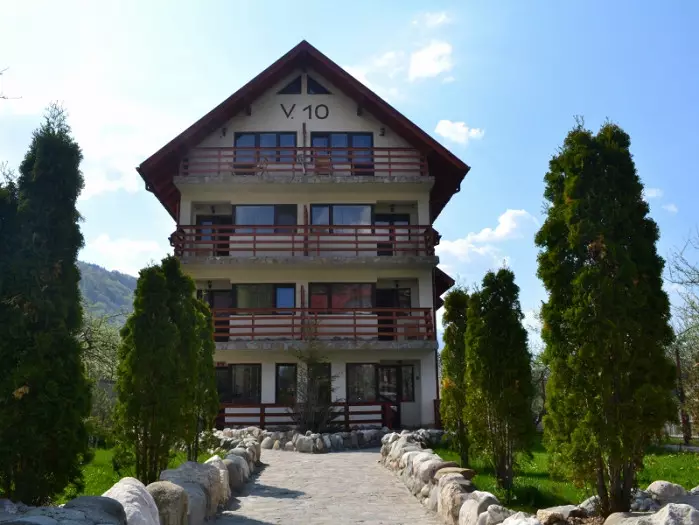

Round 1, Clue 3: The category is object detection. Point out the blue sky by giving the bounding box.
[2,1,699,342]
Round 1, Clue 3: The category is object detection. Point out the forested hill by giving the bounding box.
[78,261,136,324]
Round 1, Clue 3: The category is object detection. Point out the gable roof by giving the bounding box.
[137,40,470,222]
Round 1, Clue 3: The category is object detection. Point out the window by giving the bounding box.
[309,283,373,311]
[233,284,295,311]
[234,204,297,233]
[308,363,332,405]
[277,75,302,94]
[310,204,371,234]
[216,366,232,402]
[310,133,373,171]
[276,364,297,405]
[234,132,297,164]
[401,365,415,402]
[307,75,331,94]
[347,364,377,402]
[230,364,261,404]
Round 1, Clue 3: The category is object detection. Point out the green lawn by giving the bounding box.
[434,437,699,513]
[55,448,210,504]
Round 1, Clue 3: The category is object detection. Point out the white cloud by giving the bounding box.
[434,120,485,145]
[82,234,170,276]
[644,187,663,200]
[437,209,537,262]
[344,51,407,102]
[662,203,679,214]
[408,41,453,81]
[412,12,451,28]
[442,76,456,84]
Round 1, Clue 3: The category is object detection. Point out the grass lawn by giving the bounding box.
[54,448,210,504]
[434,436,699,513]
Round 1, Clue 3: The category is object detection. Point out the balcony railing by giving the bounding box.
[212,307,435,342]
[170,224,435,258]
[180,147,428,178]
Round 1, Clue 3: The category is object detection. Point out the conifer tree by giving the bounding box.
[465,269,534,495]
[0,106,91,503]
[439,287,471,466]
[535,122,676,515]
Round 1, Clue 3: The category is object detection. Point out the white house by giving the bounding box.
[137,41,469,429]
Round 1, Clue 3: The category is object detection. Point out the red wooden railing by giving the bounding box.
[180,146,428,177]
[170,224,435,257]
[212,307,435,341]
[216,401,399,430]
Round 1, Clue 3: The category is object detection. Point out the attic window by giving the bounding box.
[307,75,331,94]
[277,76,302,94]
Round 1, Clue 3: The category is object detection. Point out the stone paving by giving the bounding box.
[215,448,442,525]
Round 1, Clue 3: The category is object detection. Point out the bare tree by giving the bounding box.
[0,68,20,100]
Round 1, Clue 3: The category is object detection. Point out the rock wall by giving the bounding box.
[378,430,699,525]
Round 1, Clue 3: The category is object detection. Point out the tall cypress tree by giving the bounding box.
[115,265,180,485]
[465,269,534,495]
[535,122,676,515]
[440,287,471,466]
[0,105,91,503]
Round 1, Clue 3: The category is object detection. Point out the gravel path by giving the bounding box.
[215,449,442,524]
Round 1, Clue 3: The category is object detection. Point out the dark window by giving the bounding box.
[310,204,371,233]
[232,284,295,312]
[347,364,377,402]
[307,75,331,94]
[309,283,373,311]
[234,132,297,164]
[216,366,232,402]
[308,363,332,405]
[276,364,297,405]
[401,365,415,402]
[310,133,373,171]
[234,204,297,233]
[230,364,261,404]
[277,75,302,94]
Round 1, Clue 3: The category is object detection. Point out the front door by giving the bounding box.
[377,365,401,428]
[375,214,410,256]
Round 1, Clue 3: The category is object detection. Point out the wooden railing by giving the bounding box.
[180,146,428,177]
[170,224,435,257]
[212,307,435,341]
[216,401,399,430]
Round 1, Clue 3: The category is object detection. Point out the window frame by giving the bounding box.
[306,75,332,94]
[216,365,233,403]
[309,203,374,234]
[231,283,296,313]
[229,363,262,405]
[277,75,302,94]
[309,132,374,172]
[275,363,298,405]
[346,363,378,403]
[401,364,415,403]
[308,282,376,313]
[233,132,297,163]
[233,204,297,233]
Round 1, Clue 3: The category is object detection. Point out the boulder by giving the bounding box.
[417,460,460,484]
[222,458,244,491]
[605,503,699,525]
[225,453,251,483]
[458,491,500,525]
[536,505,583,525]
[64,496,127,525]
[0,516,60,525]
[691,487,699,496]
[160,461,224,517]
[476,505,515,525]
[330,434,344,451]
[260,437,274,449]
[204,455,231,504]
[295,435,315,453]
[273,440,281,450]
[284,442,295,452]
[322,435,332,451]
[146,481,188,525]
[435,467,477,481]
[648,481,689,503]
[170,482,206,525]
[102,477,159,525]
[227,448,254,472]
[579,495,601,517]
[438,480,469,525]
[315,437,326,453]
[501,512,541,525]
[350,432,359,449]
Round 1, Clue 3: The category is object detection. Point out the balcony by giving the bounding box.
[212,307,436,351]
[179,147,428,179]
[170,224,436,261]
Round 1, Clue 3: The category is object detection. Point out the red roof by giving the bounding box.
[137,40,470,222]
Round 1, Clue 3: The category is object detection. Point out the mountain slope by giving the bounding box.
[78,261,136,323]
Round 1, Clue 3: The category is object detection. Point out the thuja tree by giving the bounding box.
[535,121,676,515]
[439,287,471,466]
[115,265,180,485]
[0,106,91,503]
[465,269,534,495]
